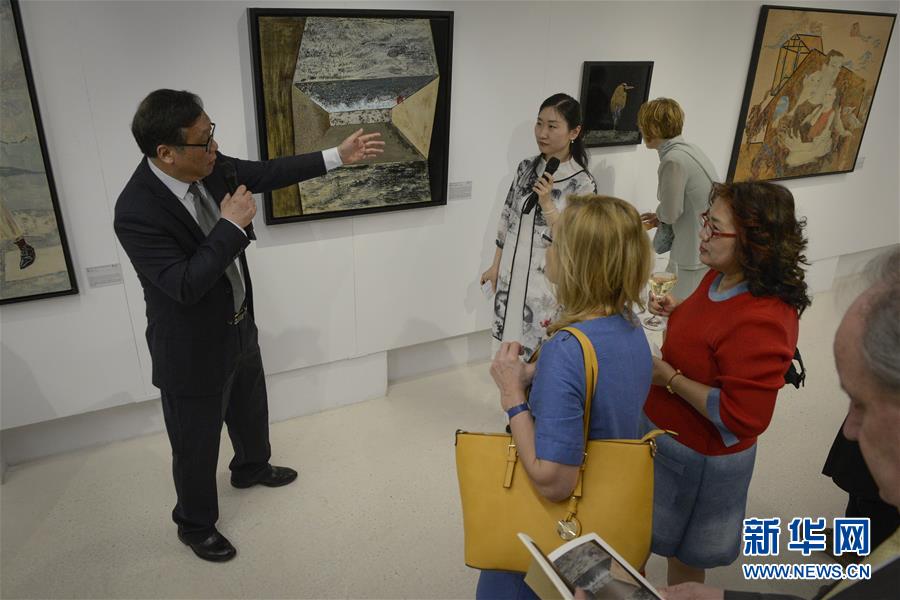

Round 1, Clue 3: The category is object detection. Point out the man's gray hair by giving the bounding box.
[862,246,900,392]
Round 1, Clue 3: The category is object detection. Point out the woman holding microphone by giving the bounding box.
[481,93,597,359]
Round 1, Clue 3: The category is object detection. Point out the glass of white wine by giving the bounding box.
[643,265,678,331]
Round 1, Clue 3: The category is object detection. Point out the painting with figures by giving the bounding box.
[728,5,895,182]
[1,0,78,304]
[248,8,453,224]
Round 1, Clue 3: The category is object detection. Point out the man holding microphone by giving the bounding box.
[115,89,383,562]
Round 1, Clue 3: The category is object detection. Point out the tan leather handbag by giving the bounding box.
[455,326,667,572]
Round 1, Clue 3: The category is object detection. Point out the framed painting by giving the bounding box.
[248,8,453,224]
[728,5,896,182]
[579,61,654,148]
[0,0,78,304]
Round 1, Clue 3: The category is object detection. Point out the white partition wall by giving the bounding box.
[2,1,898,458]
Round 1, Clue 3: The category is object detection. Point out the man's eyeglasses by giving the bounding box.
[700,211,737,239]
[175,123,216,153]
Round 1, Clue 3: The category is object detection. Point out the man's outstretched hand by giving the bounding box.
[338,129,385,164]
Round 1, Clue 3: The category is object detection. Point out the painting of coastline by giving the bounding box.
[249,9,453,223]
[728,6,895,182]
[1,0,78,304]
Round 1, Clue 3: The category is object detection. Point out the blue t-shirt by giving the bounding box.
[530,314,652,465]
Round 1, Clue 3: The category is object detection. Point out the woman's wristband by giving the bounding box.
[666,369,683,395]
[505,402,530,420]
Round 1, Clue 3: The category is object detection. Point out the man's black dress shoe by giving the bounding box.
[231,465,298,489]
[178,530,236,562]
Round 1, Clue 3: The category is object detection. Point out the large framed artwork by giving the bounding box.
[248,8,453,224]
[579,61,654,148]
[0,0,78,304]
[728,5,896,182]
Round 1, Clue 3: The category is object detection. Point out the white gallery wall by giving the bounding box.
[1,1,898,454]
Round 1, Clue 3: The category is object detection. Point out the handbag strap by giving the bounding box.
[527,326,672,528]
[544,327,670,451]
[559,326,598,447]
[555,327,671,502]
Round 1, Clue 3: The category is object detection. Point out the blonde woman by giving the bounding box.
[478,196,653,600]
[638,98,718,299]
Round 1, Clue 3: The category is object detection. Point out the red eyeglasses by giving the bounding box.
[700,211,737,239]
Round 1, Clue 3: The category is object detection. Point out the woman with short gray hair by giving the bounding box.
[638,98,719,299]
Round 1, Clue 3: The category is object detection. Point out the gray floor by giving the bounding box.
[1,286,854,599]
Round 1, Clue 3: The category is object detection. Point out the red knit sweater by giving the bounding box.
[644,271,799,456]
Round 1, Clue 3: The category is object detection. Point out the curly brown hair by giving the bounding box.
[711,182,811,315]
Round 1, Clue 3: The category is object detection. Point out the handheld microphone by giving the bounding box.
[220,159,256,240]
[522,157,560,214]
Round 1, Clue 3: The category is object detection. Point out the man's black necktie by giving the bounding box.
[188,183,245,312]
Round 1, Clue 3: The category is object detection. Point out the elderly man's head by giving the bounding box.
[838,248,900,507]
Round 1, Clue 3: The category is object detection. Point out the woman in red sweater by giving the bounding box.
[642,181,811,585]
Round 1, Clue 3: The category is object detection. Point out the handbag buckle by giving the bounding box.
[556,516,581,541]
[649,438,658,458]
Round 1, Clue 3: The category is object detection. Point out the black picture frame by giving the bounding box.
[579,61,654,148]
[0,0,78,305]
[727,5,896,182]
[247,8,453,225]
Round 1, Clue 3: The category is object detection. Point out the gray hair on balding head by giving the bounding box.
[862,246,900,392]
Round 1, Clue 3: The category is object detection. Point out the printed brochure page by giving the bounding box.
[519,532,662,600]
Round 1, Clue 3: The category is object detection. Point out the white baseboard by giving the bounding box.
[1,352,388,467]
[1,397,166,467]
[387,330,492,383]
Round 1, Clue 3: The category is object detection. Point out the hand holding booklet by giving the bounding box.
[519,532,663,600]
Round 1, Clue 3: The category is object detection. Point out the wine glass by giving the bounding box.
[643,264,678,331]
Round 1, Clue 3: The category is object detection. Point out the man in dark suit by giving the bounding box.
[823,426,900,550]
[114,89,382,562]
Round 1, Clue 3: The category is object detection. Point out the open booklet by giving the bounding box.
[519,532,663,600]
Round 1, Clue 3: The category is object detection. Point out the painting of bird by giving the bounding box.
[580,62,653,147]
[610,83,634,130]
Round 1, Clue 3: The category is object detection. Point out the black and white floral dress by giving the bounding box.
[492,155,597,358]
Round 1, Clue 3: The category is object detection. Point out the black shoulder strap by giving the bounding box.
[785,348,806,389]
